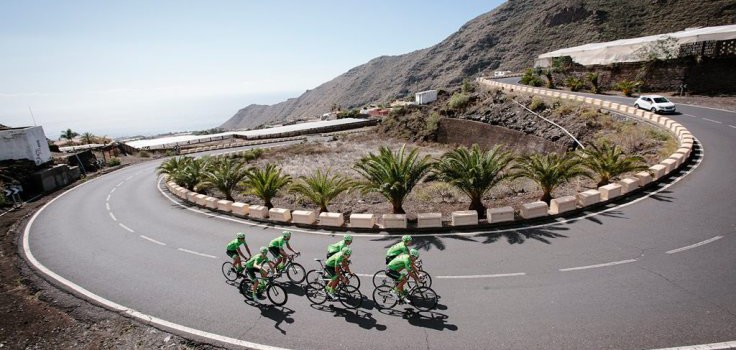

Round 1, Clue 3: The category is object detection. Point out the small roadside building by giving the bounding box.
[0,125,52,166]
[415,90,438,105]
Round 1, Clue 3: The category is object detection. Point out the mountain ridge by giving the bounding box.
[220,0,736,130]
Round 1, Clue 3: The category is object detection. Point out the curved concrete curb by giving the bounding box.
[164,82,695,233]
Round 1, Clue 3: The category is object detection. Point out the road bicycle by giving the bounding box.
[305,264,363,309]
[238,272,288,306]
[272,252,306,284]
[306,258,360,288]
[372,276,438,312]
[222,261,246,282]
[372,258,432,288]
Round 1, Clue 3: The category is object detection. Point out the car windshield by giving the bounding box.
[653,97,670,103]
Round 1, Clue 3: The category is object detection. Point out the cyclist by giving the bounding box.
[268,231,299,272]
[325,247,353,299]
[385,248,421,302]
[326,234,353,259]
[245,247,275,302]
[225,232,252,274]
[385,235,412,264]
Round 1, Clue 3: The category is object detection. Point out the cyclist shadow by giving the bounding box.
[375,303,457,331]
[310,303,387,331]
[246,302,295,335]
[282,283,307,297]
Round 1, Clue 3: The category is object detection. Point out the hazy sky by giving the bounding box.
[1,1,503,138]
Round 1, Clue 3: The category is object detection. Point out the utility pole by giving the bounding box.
[28,106,37,126]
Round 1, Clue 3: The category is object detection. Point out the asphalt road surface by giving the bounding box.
[24,96,736,349]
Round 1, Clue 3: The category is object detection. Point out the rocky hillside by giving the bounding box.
[220,0,736,130]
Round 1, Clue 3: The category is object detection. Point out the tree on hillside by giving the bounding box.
[512,152,591,204]
[289,169,353,213]
[60,129,78,141]
[81,132,95,144]
[241,163,291,209]
[200,158,250,201]
[579,142,648,187]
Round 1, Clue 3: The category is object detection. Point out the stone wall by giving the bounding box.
[436,118,567,155]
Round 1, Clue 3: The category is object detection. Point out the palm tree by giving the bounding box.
[512,152,591,204]
[60,129,78,142]
[353,144,434,214]
[200,158,250,201]
[165,156,210,192]
[433,144,514,216]
[579,143,648,187]
[81,132,95,144]
[290,169,353,213]
[241,163,291,208]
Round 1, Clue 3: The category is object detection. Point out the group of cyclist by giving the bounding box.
[225,230,298,302]
[225,230,423,304]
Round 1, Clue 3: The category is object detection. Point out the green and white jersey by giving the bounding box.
[327,240,348,254]
[325,251,347,268]
[245,254,269,269]
[386,242,408,257]
[387,254,412,272]
[269,236,287,249]
[226,239,246,251]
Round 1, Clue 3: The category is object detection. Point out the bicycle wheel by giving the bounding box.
[305,269,322,284]
[346,272,361,289]
[337,284,363,309]
[306,281,328,305]
[222,262,238,282]
[286,262,306,284]
[372,270,388,288]
[409,286,438,311]
[267,283,288,306]
[407,270,432,289]
[372,285,398,310]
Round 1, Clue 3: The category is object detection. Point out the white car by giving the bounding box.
[634,95,676,114]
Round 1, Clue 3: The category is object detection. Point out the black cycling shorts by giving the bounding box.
[226,249,238,259]
[385,255,398,265]
[246,267,260,280]
[325,266,337,278]
[268,247,282,259]
[385,268,402,281]
[326,251,337,260]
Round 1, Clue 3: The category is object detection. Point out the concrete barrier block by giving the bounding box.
[661,158,677,173]
[217,200,233,212]
[620,178,640,194]
[249,205,269,219]
[269,208,291,222]
[231,202,249,216]
[664,119,675,128]
[204,196,218,209]
[577,189,600,207]
[552,92,561,97]
[649,164,667,179]
[636,171,653,186]
[382,214,407,229]
[350,213,376,228]
[599,183,622,201]
[487,206,514,223]
[451,210,478,226]
[602,101,611,108]
[186,191,198,203]
[626,106,637,114]
[576,95,585,102]
[520,201,548,219]
[549,195,577,215]
[417,213,443,228]
[177,188,188,199]
[668,153,685,167]
[194,194,207,206]
[292,210,317,225]
[593,99,603,106]
[584,97,593,104]
[319,212,344,227]
[675,147,691,159]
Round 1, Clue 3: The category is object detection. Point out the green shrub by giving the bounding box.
[425,112,441,133]
[565,77,585,92]
[614,80,642,97]
[107,157,121,166]
[413,182,461,203]
[448,92,470,110]
[529,96,546,111]
[647,128,671,141]
[520,68,544,87]
[139,150,151,158]
[586,72,600,94]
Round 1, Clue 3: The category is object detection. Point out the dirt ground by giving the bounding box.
[0,93,729,349]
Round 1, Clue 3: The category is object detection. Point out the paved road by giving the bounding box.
[24,96,736,349]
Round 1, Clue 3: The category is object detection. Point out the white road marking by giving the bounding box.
[118,223,134,233]
[680,113,698,118]
[23,169,291,350]
[140,235,166,246]
[126,176,134,181]
[116,181,124,187]
[106,203,110,211]
[437,272,527,279]
[559,259,637,272]
[729,125,736,129]
[106,194,111,202]
[666,236,723,254]
[110,187,116,194]
[649,340,736,350]
[109,212,117,221]
[702,118,723,124]
[178,248,216,259]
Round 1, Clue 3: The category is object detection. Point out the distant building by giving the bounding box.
[0,126,52,165]
[493,70,512,77]
[415,90,438,105]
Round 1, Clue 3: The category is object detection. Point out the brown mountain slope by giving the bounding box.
[220,0,736,130]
